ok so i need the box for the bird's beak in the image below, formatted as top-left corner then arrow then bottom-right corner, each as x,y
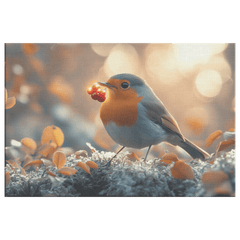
98,82 -> 118,90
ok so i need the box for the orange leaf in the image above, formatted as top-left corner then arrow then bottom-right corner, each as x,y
58,167 -> 77,176
161,152 -> 178,164
5,172 -> 11,186
22,43 -> 39,55
38,142 -> 57,158
76,162 -> 91,174
5,97 -> 16,109
5,88 -> 7,104
21,137 -> 37,154
202,170 -> 228,185
205,130 -> 222,148
46,171 -> 56,177
170,160 -> 194,180
6,159 -> 21,169
75,150 -> 88,159
214,180 -> 232,196
23,155 -> 33,170
86,161 -> 98,169
215,138 -> 235,156
52,151 -> 66,169
228,128 -> 235,132
23,160 -> 43,169
41,125 -> 64,147
128,152 -> 140,162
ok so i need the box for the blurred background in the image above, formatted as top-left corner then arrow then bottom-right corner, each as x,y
5,43 -> 235,157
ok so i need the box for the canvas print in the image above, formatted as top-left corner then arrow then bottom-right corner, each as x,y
5,43 -> 235,197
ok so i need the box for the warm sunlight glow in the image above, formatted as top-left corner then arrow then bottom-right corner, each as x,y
91,44 -> 116,57
195,70 -> 222,98
104,44 -> 140,78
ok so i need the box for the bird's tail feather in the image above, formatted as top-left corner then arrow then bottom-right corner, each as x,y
178,138 -> 210,160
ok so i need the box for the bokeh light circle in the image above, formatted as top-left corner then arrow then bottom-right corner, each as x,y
195,70 -> 222,98
91,44 -> 116,57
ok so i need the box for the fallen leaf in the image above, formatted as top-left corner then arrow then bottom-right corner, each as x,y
23,155 -> 33,170
214,180 -> 232,196
38,142 -> 58,158
205,130 -> 222,148
170,160 -> 194,180
215,138 -> 235,156
5,172 -> 11,186
58,167 -> 77,176
202,170 -> 228,185
46,171 -> 56,177
86,161 -> 98,169
41,125 -> 64,147
128,152 -> 140,162
228,128 -> 235,132
5,97 -> 16,109
52,151 -> 66,169
6,159 -> 21,169
161,152 -> 178,164
23,159 -> 43,169
21,137 -> 37,154
76,162 -> 91,174
75,150 -> 88,158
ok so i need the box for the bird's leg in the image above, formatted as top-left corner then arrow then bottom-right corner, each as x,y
103,146 -> 125,167
143,145 -> 152,162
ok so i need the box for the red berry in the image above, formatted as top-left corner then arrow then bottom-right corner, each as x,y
87,87 -> 94,95
97,96 -> 105,102
91,93 -> 98,100
91,83 -> 100,93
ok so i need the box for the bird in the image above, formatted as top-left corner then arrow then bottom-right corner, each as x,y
98,73 -> 210,166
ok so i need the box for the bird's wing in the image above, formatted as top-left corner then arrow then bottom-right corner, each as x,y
141,100 -> 185,141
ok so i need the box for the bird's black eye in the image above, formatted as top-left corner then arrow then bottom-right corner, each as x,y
121,82 -> 129,89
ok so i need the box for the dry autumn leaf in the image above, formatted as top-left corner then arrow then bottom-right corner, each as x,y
215,138 -> 235,156
46,171 -> 56,177
6,97 -> 16,109
58,167 -> 77,176
41,125 -> 64,147
214,180 -> 232,196
5,172 -> 11,186
86,161 -> 98,169
128,152 -> 140,162
202,170 -> 228,186
75,150 -> 88,159
23,159 -> 43,169
38,142 -> 58,158
170,160 -> 194,180
6,159 -> 21,169
23,155 -> 33,170
161,152 -> 178,164
76,162 -> 91,174
52,151 -> 66,169
205,130 -> 222,148
21,137 -> 37,154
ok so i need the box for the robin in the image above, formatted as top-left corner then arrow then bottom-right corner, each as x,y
98,73 -> 210,166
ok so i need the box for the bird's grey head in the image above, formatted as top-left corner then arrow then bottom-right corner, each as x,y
110,73 -> 147,89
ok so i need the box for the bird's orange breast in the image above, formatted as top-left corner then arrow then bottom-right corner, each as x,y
100,88 -> 143,127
